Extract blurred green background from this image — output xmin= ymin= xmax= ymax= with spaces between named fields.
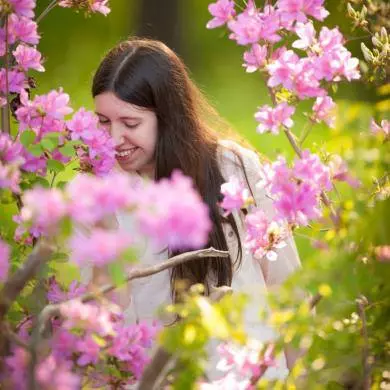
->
xmin=34 ymin=0 xmax=376 ymax=159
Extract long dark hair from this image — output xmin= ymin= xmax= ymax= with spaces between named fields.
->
xmin=92 ymin=38 xmax=247 ymax=299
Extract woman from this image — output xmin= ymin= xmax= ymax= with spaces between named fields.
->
xmin=90 ymin=38 xmax=301 ymax=380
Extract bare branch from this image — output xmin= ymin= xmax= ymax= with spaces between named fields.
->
xmin=0 ymin=240 xmax=55 ymax=321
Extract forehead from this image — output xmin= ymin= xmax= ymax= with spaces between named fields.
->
xmin=94 ymin=92 xmax=147 ymax=118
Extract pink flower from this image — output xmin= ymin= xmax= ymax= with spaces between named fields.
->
xmin=255 ymin=102 xmax=295 ymax=134
xmin=245 ymin=209 xmax=287 ymax=261
xmin=47 ymin=276 xmax=87 ymax=304
xmin=0 ymin=239 xmax=10 ymax=282
xmin=66 ymin=107 xmax=98 ymax=140
xmin=136 ymin=170 xmax=212 ymax=250
xmin=0 ymin=132 xmax=24 ymax=164
xmin=292 ymin=22 xmax=316 ymax=50
xmin=267 ymin=49 xmax=299 ymax=90
xmin=370 ymin=119 xmax=389 ymax=138
xmin=7 ymin=0 xmax=36 ymax=18
xmin=220 ymin=175 xmax=251 ymax=215
xmin=0 ymin=68 xmax=26 ymax=93
xmin=228 ymin=5 xmax=281 ymax=45
xmin=19 ymin=187 xmax=68 ymax=235
xmin=0 ymin=162 xmax=22 ymax=193
xmin=243 ymin=44 xmax=267 ymax=73
xmin=328 ymin=155 xmax=361 ymax=188
xmin=66 ymin=172 xmax=138 ymax=225
xmin=207 ymin=0 xmax=236 ymax=29
xmin=36 ymin=355 xmax=81 ymax=390
xmin=13 ymin=44 xmax=44 ymax=72
xmin=58 ymin=0 xmax=111 ymax=15
xmin=16 ymin=89 xmax=72 ymax=137
xmin=90 ymin=0 xmax=110 ymax=15
xmin=312 ymin=96 xmax=336 ymax=127
xmin=20 ymin=150 xmax=47 ymax=175
xmin=108 ymin=322 xmax=159 ymax=378
xmin=318 ymin=26 xmax=344 ymax=53
xmin=277 ymin=0 xmax=329 ymax=25
xmin=293 ymin=150 xmax=332 ymax=192
xmin=76 ymin=334 xmax=101 ymax=366
xmin=60 ymin=300 xmax=116 ymax=336
xmin=7 ymin=13 xmax=40 ymax=45
xmin=69 ymin=228 xmax=133 ymax=266
xmin=274 ymin=181 xmax=321 ymax=226
xmin=5 ymin=347 xmax=29 ymax=389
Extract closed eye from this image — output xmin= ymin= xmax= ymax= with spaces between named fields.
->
xmin=124 ymin=123 xmax=139 ymax=129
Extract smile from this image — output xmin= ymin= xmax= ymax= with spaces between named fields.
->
xmin=116 ymin=147 xmax=138 ymax=158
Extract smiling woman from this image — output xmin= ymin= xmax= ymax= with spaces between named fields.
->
xmin=90 ymin=37 xmax=302 ymax=380
xmin=94 ymin=92 xmax=158 ymax=177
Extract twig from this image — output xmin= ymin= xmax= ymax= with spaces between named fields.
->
xmin=36 ymin=0 xmax=59 ymax=23
xmin=81 ymin=247 xmax=229 ymax=304
xmin=356 ymin=296 xmax=371 ymax=389
xmin=0 ymin=240 xmax=55 ymax=321
xmin=1 ymin=322 xmax=29 ymax=350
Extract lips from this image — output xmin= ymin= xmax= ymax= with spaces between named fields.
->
xmin=116 ymin=147 xmax=139 ymax=161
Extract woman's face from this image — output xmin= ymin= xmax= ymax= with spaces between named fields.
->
xmin=94 ymin=92 xmax=158 ymax=177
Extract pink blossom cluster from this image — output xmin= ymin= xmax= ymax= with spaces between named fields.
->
xmin=207 ymin=1 xmax=359 ymax=134
xmin=67 ymin=108 xmax=116 ymax=175
xmin=15 ymin=170 xmax=211 ymax=254
xmin=200 ymin=340 xmax=276 ymax=389
xmin=60 ymin=299 xmax=117 ymax=336
xmin=0 ymin=0 xmax=41 ymax=104
xmin=4 ymin=305 xmax=157 ymax=389
xmin=255 ymin=102 xmax=295 ymax=134
xmin=257 ymin=150 xmax=332 ymax=226
xmin=58 ymin=0 xmax=111 ymax=16
xmin=245 ymin=209 xmax=287 ymax=261
xmin=0 ymin=132 xmax=24 ymax=193
xmin=136 ymin=170 xmax=212 ymax=250
xmin=0 ymin=238 xmax=10 ymax=282
xmin=47 ymin=276 xmax=87 ymax=303
xmin=220 ymin=175 xmax=252 ymax=215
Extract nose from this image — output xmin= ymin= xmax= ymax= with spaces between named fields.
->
xmin=110 ymin=123 xmax=125 ymax=147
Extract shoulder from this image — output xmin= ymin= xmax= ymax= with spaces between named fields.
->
xmin=217 ymin=139 xmax=263 ymax=182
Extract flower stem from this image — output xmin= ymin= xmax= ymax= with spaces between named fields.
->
xmin=36 ymin=0 xmax=59 ymax=24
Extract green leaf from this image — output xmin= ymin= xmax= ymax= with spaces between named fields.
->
xmin=47 ymin=159 xmax=65 ymax=173
xmin=41 ymin=136 xmax=59 ymax=151
xmin=59 ymin=143 xmax=76 ymax=157
xmin=27 ymin=143 xmax=43 ymax=157
xmin=56 ymin=181 xmax=67 ymax=189
xmin=108 ymin=262 xmax=127 ymax=286
xmin=20 ymin=130 xmax=36 ymax=147
xmin=34 ymin=177 xmax=50 ymax=188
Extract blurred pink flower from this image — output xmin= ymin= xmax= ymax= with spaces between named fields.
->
xmin=220 ymin=175 xmax=251 ymax=215
xmin=312 ymin=96 xmax=336 ymax=127
xmin=206 ymin=0 xmax=236 ymax=29
xmin=245 ymin=209 xmax=287 ymax=261
xmin=69 ymin=228 xmax=133 ymax=266
xmin=7 ymin=13 xmax=40 ymax=45
xmin=136 ymin=170 xmax=212 ymax=250
xmin=255 ymin=102 xmax=295 ymax=134
xmin=0 ymin=68 xmax=26 ymax=93
xmin=7 ymin=0 xmax=36 ymax=18
xmin=13 ymin=44 xmax=44 ymax=72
